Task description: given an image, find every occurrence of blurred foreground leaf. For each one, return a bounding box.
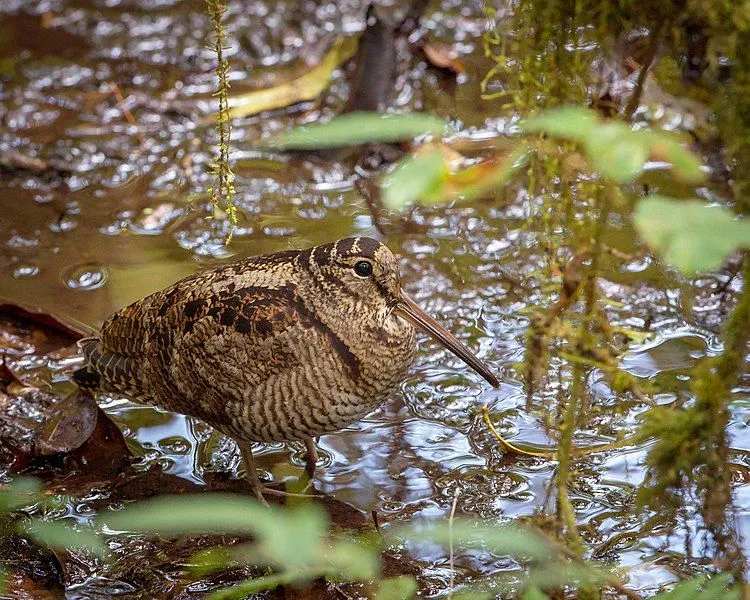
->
[382,149,447,209]
[270,112,446,150]
[374,575,418,600]
[323,539,379,581]
[382,144,528,210]
[523,107,704,184]
[653,574,739,600]
[388,521,551,562]
[522,586,550,600]
[21,520,107,557]
[226,36,358,119]
[100,494,272,536]
[102,494,380,598]
[0,478,42,512]
[634,195,750,275]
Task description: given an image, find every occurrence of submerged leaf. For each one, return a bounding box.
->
[269,112,446,150]
[634,195,750,275]
[225,36,358,119]
[35,391,98,455]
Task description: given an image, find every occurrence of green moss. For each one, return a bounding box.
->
[638,256,750,576]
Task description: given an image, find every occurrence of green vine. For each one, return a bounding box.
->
[205,0,238,242]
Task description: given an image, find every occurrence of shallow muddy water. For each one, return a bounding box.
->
[0,0,748,598]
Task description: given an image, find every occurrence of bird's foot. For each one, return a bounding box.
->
[260,481,322,499]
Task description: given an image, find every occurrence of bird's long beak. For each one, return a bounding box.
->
[396,292,499,387]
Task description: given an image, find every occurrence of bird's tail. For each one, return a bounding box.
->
[72,338,103,391]
[73,337,148,398]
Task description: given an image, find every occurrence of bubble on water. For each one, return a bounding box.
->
[12,264,39,278]
[62,263,108,290]
[129,202,183,235]
[49,215,78,233]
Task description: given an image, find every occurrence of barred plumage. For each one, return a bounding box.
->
[75,236,497,503]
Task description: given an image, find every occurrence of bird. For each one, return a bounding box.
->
[73,236,498,503]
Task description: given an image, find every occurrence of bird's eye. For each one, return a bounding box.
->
[353,260,373,277]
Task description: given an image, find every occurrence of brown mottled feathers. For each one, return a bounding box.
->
[76,237,417,442]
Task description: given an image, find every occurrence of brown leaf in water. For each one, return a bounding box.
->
[222,36,358,120]
[422,42,465,74]
[0,303,93,344]
[34,392,99,456]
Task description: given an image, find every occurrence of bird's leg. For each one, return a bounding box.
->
[236,440,269,507]
[235,438,321,502]
[304,437,318,479]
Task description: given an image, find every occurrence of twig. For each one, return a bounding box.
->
[482,406,556,458]
[624,21,664,121]
[108,82,145,145]
[448,487,460,597]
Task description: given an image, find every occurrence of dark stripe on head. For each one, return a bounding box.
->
[334,236,383,259]
[352,236,382,258]
[335,237,357,257]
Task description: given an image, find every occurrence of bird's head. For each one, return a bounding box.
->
[297,236,498,387]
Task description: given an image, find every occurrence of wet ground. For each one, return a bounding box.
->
[1,0,749,598]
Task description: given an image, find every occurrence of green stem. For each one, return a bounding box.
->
[207,570,312,600]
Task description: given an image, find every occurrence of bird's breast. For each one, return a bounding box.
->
[351,312,417,394]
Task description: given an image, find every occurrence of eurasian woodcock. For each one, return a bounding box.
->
[74,236,498,502]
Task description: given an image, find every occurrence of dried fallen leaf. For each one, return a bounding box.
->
[422,42,465,74]
[223,36,358,120]
[34,391,98,456]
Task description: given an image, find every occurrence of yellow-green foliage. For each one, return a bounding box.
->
[638,256,750,574]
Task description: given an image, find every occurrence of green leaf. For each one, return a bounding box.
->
[654,575,705,600]
[451,593,493,600]
[431,143,531,205]
[100,494,272,537]
[634,195,750,275]
[21,519,107,557]
[324,539,379,581]
[0,478,42,512]
[585,123,649,183]
[522,586,550,600]
[207,571,304,600]
[522,106,704,185]
[268,112,446,149]
[381,149,447,210]
[646,134,704,184]
[258,504,328,570]
[521,106,598,142]
[374,575,418,600]
[388,521,551,562]
[700,574,739,600]
[652,574,738,600]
